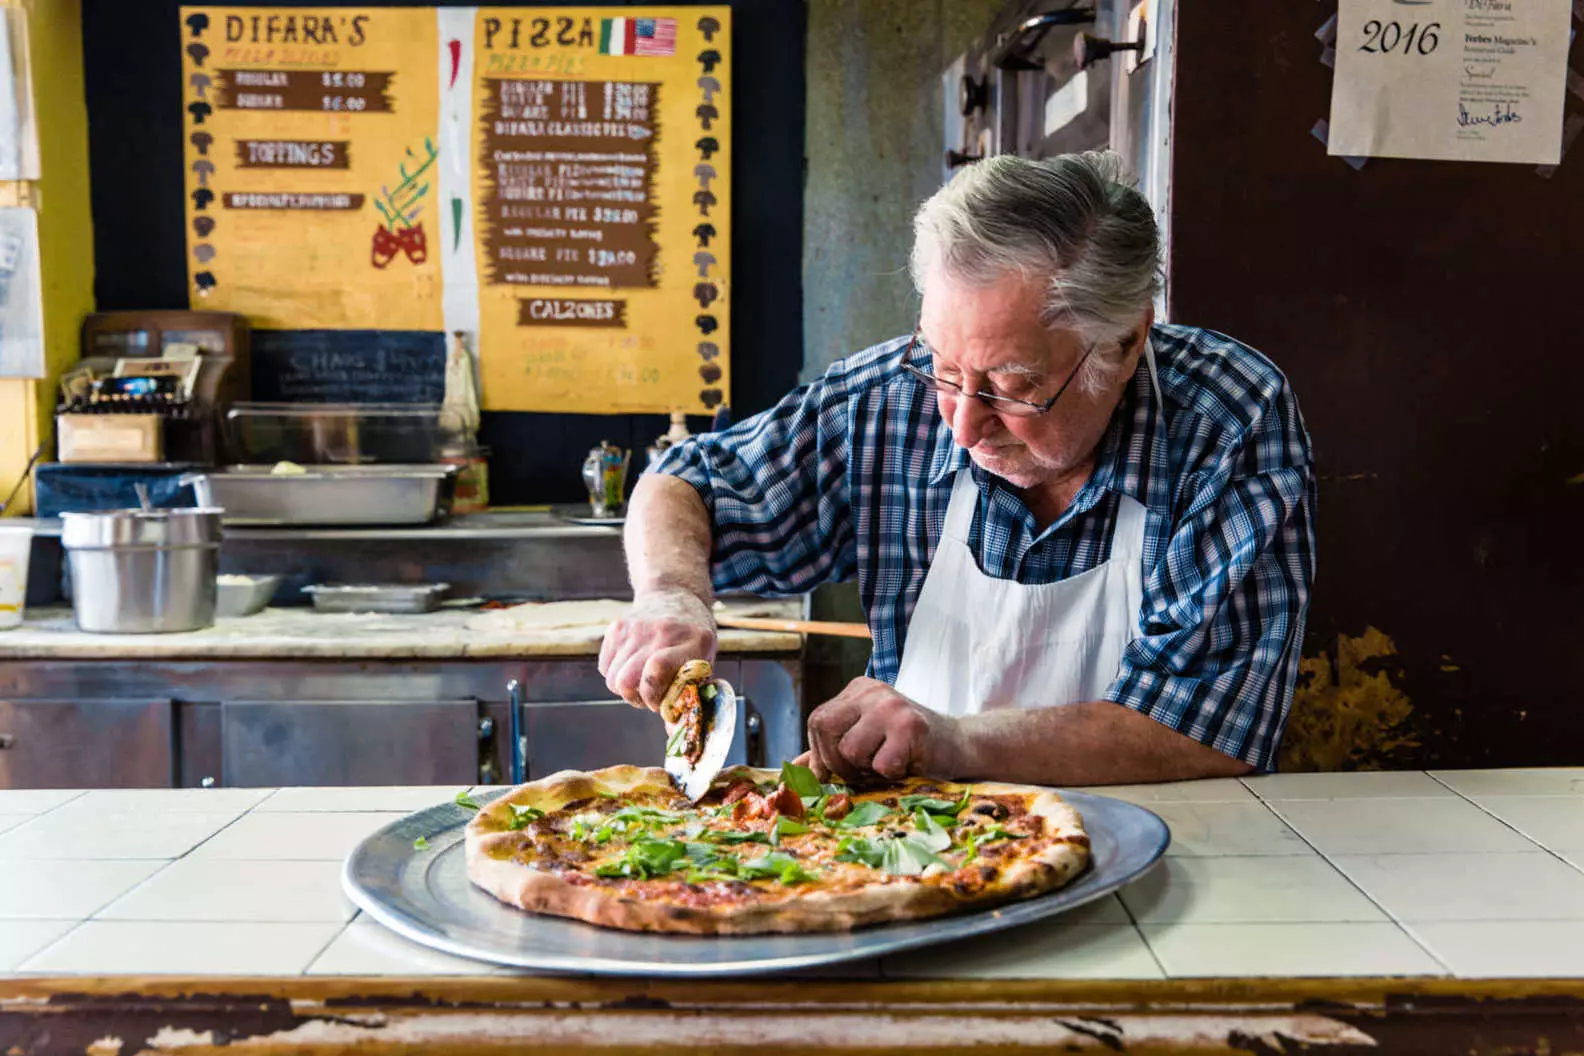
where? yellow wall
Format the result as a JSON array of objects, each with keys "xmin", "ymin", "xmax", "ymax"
[{"xmin": 0, "ymin": 0, "xmax": 93, "ymax": 516}]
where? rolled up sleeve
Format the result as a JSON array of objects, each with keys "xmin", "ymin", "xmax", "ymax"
[
  {"xmin": 1105, "ymin": 445, "xmax": 1317, "ymax": 772},
  {"xmin": 650, "ymin": 374, "xmax": 857, "ymax": 596}
]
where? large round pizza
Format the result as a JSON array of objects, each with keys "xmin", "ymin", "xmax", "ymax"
[{"xmin": 464, "ymin": 761, "xmax": 1090, "ymax": 935}]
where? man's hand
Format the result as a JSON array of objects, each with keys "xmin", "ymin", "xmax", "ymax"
[
  {"xmin": 796, "ymin": 677, "xmax": 968, "ymax": 783},
  {"xmin": 599, "ymin": 589, "xmax": 717, "ymax": 711}
]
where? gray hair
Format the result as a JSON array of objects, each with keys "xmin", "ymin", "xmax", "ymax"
[{"xmin": 909, "ymin": 151, "xmax": 1161, "ymax": 391}]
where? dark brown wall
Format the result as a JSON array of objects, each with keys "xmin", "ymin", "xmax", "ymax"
[{"xmin": 1169, "ymin": 4, "xmax": 1584, "ymax": 769}]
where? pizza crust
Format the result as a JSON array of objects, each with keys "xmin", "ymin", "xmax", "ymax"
[{"xmin": 465, "ymin": 766, "xmax": 1089, "ymax": 935}]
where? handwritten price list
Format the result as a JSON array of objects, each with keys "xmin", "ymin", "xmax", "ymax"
[
  {"xmin": 214, "ymin": 69, "xmax": 395, "ymax": 113},
  {"xmin": 478, "ymin": 78, "xmax": 661, "ymax": 289}
]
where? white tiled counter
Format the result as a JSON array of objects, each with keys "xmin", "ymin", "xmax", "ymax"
[{"xmin": 5, "ymin": 770, "xmax": 1584, "ymax": 1052}]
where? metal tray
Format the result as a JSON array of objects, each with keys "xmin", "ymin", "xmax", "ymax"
[
  {"xmin": 343, "ymin": 789, "xmax": 1169, "ymax": 977},
  {"xmin": 304, "ymin": 582, "xmax": 450, "ymax": 614},
  {"xmin": 182, "ymin": 465, "xmax": 457, "ymax": 526}
]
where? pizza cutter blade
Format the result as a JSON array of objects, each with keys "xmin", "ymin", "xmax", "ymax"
[{"xmin": 664, "ymin": 676, "xmax": 738, "ymax": 802}]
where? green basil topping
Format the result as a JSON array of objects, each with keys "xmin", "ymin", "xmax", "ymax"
[
  {"xmin": 700, "ymin": 829, "xmax": 771, "ymax": 845},
  {"xmin": 505, "ymin": 804, "xmax": 545, "ymax": 831},
  {"xmin": 898, "ymin": 787, "xmax": 972, "ymax": 817},
  {"xmin": 737, "ymin": 851, "xmax": 816, "ymax": 885},
  {"xmin": 594, "ymin": 837, "xmax": 689, "ymax": 880},
  {"xmin": 664, "ymin": 723, "xmax": 688, "ymax": 757},
  {"xmin": 700, "ymin": 683, "xmax": 717, "ymax": 701},
  {"xmin": 962, "ymin": 823, "xmax": 1026, "ymax": 863},
  {"xmin": 836, "ymin": 833, "xmax": 953, "ymax": 876},
  {"xmin": 833, "ymin": 800, "xmax": 894, "ymax": 829},
  {"xmin": 780, "ymin": 760, "xmax": 822, "ymax": 799},
  {"xmin": 911, "ymin": 807, "xmax": 952, "ymax": 852},
  {"xmin": 455, "ymin": 791, "xmax": 481, "ymax": 811},
  {"xmin": 770, "ymin": 815, "xmax": 810, "ymax": 847}
]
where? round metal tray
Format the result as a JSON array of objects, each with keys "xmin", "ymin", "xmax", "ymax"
[{"xmin": 343, "ymin": 789, "xmax": 1169, "ymax": 977}]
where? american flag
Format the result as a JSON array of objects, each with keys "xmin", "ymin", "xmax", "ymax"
[
  {"xmin": 599, "ymin": 16, "xmax": 677, "ymax": 57},
  {"xmin": 633, "ymin": 17, "xmax": 677, "ymax": 56}
]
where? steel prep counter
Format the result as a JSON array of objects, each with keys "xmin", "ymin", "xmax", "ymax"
[
  {"xmin": 0, "ymin": 600, "xmax": 803, "ymax": 790},
  {"xmin": 1, "ymin": 512, "xmax": 805, "ymax": 790},
  {"xmin": 3, "ymin": 769, "xmax": 1584, "ymax": 1052}
]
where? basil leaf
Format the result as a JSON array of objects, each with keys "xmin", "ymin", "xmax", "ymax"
[
  {"xmin": 455, "ymin": 791, "xmax": 481, "ymax": 811},
  {"xmin": 912, "ymin": 808, "xmax": 952, "ymax": 852},
  {"xmin": 597, "ymin": 837, "xmax": 689, "ymax": 880},
  {"xmin": 900, "ymin": 787, "xmax": 973, "ymax": 817},
  {"xmin": 739, "ymin": 851, "xmax": 814, "ymax": 885},
  {"xmin": 963, "ymin": 823, "xmax": 1025, "ymax": 862},
  {"xmin": 769, "ymin": 815, "xmax": 810, "ymax": 847},
  {"xmin": 506, "ymin": 804, "xmax": 545, "ymax": 831},
  {"xmin": 665, "ymin": 723, "xmax": 688, "ymax": 757},
  {"xmin": 780, "ymin": 761, "xmax": 822, "ymax": 799},
  {"xmin": 412, "ymin": 836, "xmax": 429, "ymax": 850},
  {"xmin": 702, "ymin": 829, "xmax": 770, "ymax": 845},
  {"xmin": 880, "ymin": 835, "xmax": 954, "ymax": 877},
  {"xmin": 820, "ymin": 782, "xmax": 848, "ymax": 796},
  {"xmin": 835, "ymin": 800, "xmax": 894, "ymax": 829},
  {"xmin": 685, "ymin": 869, "xmax": 740, "ymax": 884},
  {"xmin": 835, "ymin": 835, "xmax": 887, "ymax": 869},
  {"xmin": 700, "ymin": 683, "xmax": 717, "ymax": 701}
]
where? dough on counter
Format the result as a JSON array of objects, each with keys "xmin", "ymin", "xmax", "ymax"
[{"xmin": 465, "ymin": 599, "xmax": 630, "ymax": 631}]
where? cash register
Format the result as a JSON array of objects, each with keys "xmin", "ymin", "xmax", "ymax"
[{"xmin": 34, "ymin": 310, "xmax": 250, "ymax": 516}]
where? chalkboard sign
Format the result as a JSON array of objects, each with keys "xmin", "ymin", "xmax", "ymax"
[{"xmin": 250, "ymin": 329, "xmax": 445, "ymax": 404}]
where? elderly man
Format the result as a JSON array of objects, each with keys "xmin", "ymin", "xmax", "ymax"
[{"xmin": 600, "ymin": 151, "xmax": 1315, "ymax": 786}]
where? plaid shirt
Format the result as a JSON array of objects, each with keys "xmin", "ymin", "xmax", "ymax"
[{"xmin": 653, "ymin": 323, "xmax": 1317, "ymax": 770}]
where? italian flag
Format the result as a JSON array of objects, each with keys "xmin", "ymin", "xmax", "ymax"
[{"xmin": 599, "ymin": 18, "xmax": 637, "ymax": 56}]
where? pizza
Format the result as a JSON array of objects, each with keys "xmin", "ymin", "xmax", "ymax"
[
  {"xmin": 660, "ymin": 659, "xmax": 711, "ymax": 768},
  {"xmin": 463, "ymin": 762, "xmax": 1090, "ymax": 934}
]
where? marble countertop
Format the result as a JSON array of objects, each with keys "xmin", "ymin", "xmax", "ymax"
[
  {"xmin": 3, "ymin": 767, "xmax": 1584, "ymax": 980},
  {"xmin": 0, "ymin": 599, "xmax": 803, "ymax": 660}
]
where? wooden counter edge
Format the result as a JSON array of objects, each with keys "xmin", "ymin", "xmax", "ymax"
[{"xmin": 5, "ymin": 975, "xmax": 1584, "ymax": 1054}]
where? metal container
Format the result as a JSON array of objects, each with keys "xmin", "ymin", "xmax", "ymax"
[
  {"xmin": 224, "ymin": 402, "xmax": 454, "ymax": 465},
  {"xmin": 61, "ymin": 507, "xmax": 223, "ymax": 633},
  {"xmin": 302, "ymin": 582, "xmax": 449, "ymax": 614},
  {"xmin": 215, "ymin": 573, "xmax": 282, "ymax": 618},
  {"xmin": 182, "ymin": 464, "xmax": 457, "ymax": 526}
]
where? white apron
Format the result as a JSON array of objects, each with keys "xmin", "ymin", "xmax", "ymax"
[{"xmin": 893, "ymin": 347, "xmax": 1160, "ymax": 716}]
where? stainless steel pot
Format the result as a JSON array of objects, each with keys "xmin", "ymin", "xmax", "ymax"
[{"xmin": 61, "ymin": 508, "xmax": 223, "ymax": 633}]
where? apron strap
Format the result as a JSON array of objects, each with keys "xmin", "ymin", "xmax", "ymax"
[
  {"xmin": 1144, "ymin": 337, "xmax": 1164, "ymax": 418},
  {"xmin": 942, "ymin": 467, "xmax": 977, "ymax": 542}
]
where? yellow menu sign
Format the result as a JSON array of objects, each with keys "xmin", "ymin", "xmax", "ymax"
[
  {"xmin": 180, "ymin": 7, "xmax": 443, "ymax": 330},
  {"xmin": 467, "ymin": 8, "xmax": 730, "ymax": 414},
  {"xmin": 180, "ymin": 6, "xmax": 731, "ymax": 416}
]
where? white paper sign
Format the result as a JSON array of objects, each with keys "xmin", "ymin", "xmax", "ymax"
[
  {"xmin": 0, "ymin": 207, "xmax": 43, "ymax": 379},
  {"xmin": 1329, "ymin": 0, "xmax": 1572, "ymax": 164}
]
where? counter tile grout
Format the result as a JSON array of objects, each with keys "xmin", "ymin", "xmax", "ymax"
[
  {"xmin": 1427, "ymin": 784, "xmax": 1584, "ymax": 881},
  {"xmin": 1225, "ymin": 799, "xmax": 1458, "ymax": 975}
]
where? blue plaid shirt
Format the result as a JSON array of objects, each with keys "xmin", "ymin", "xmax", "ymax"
[{"xmin": 653, "ymin": 323, "xmax": 1317, "ymax": 770}]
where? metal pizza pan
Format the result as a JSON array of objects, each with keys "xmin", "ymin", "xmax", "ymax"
[{"xmin": 343, "ymin": 788, "xmax": 1169, "ymax": 977}]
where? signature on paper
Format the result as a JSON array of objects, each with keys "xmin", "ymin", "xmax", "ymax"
[{"xmin": 1457, "ymin": 101, "xmax": 1522, "ymax": 128}]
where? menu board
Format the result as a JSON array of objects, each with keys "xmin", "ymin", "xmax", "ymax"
[
  {"xmin": 180, "ymin": 8, "xmax": 443, "ymax": 331},
  {"xmin": 179, "ymin": 6, "xmax": 730, "ymax": 416}
]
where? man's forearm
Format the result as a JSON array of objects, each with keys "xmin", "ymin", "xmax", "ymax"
[
  {"xmin": 953, "ymin": 700, "xmax": 1253, "ymax": 786},
  {"xmin": 625, "ymin": 474, "xmax": 715, "ymax": 603}
]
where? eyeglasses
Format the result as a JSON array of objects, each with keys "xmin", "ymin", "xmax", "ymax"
[{"xmin": 900, "ymin": 332, "xmax": 1098, "ymax": 418}]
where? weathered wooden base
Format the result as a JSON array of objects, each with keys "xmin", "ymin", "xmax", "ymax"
[{"xmin": 5, "ymin": 977, "xmax": 1584, "ymax": 1054}]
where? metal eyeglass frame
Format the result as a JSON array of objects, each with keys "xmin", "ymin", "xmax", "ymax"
[{"xmin": 899, "ymin": 331, "xmax": 1098, "ymax": 418}]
